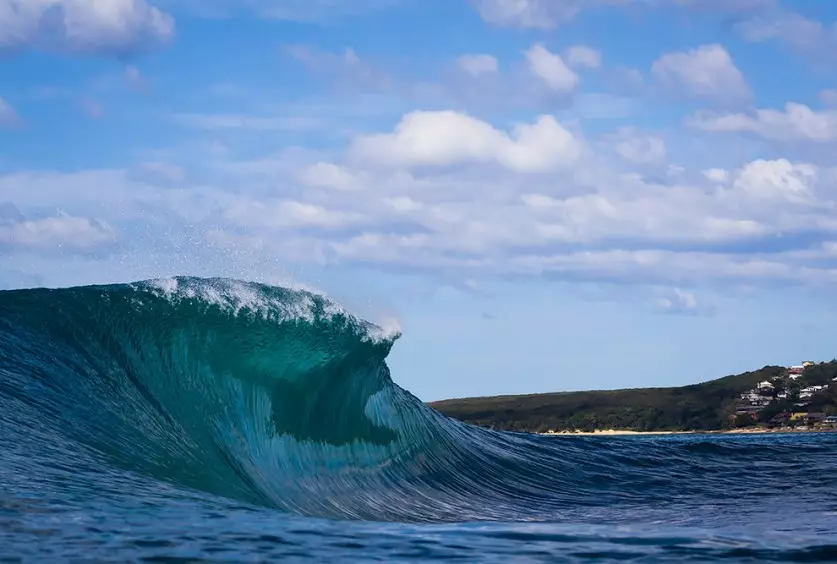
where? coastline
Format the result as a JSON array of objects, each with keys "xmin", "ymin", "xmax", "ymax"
[{"xmin": 541, "ymin": 427, "xmax": 836, "ymax": 436}]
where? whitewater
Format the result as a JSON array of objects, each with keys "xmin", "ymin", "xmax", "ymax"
[{"xmin": 1, "ymin": 277, "xmax": 836, "ymax": 562}]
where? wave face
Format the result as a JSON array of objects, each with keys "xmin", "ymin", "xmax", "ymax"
[{"xmin": 2, "ymin": 277, "xmax": 837, "ymax": 530}]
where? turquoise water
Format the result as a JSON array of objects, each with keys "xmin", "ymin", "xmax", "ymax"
[{"xmin": 1, "ymin": 277, "xmax": 836, "ymax": 562}]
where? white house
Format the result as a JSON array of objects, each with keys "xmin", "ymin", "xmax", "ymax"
[{"xmin": 757, "ymin": 381, "xmax": 774, "ymax": 390}]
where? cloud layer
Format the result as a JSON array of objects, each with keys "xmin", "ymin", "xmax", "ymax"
[{"xmin": 0, "ymin": 0, "xmax": 175, "ymax": 56}]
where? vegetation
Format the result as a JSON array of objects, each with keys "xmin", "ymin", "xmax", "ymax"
[{"xmin": 429, "ymin": 362, "xmax": 837, "ymax": 433}]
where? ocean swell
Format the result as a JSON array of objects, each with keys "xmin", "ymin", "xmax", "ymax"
[{"xmin": 2, "ymin": 277, "xmax": 836, "ymax": 526}]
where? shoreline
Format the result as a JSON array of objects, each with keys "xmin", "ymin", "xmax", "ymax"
[{"xmin": 540, "ymin": 427, "xmax": 836, "ymax": 436}]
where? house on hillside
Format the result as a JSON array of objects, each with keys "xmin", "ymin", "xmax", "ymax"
[
  {"xmin": 767, "ymin": 413, "xmax": 791, "ymax": 428},
  {"xmin": 739, "ymin": 391, "xmax": 770, "ymax": 405},
  {"xmin": 799, "ymin": 385, "xmax": 827, "ymax": 400},
  {"xmin": 757, "ymin": 380, "xmax": 774, "ymax": 390},
  {"xmin": 802, "ymin": 361, "xmax": 816, "ymax": 367},
  {"xmin": 806, "ymin": 413, "xmax": 826, "ymax": 425}
]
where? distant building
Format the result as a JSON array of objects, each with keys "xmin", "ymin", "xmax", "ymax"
[
  {"xmin": 767, "ymin": 413, "xmax": 791, "ymax": 428},
  {"xmin": 757, "ymin": 381, "xmax": 774, "ymax": 390},
  {"xmin": 800, "ymin": 385, "xmax": 826, "ymax": 398},
  {"xmin": 806, "ymin": 413, "xmax": 826, "ymax": 424},
  {"xmin": 802, "ymin": 361, "xmax": 816, "ymax": 367},
  {"xmin": 740, "ymin": 391, "xmax": 763, "ymax": 403}
]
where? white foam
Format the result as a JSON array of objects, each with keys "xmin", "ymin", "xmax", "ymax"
[{"xmin": 139, "ymin": 277, "xmax": 400, "ymax": 344}]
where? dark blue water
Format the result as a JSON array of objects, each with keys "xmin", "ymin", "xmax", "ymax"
[{"xmin": 1, "ymin": 278, "xmax": 836, "ymax": 562}]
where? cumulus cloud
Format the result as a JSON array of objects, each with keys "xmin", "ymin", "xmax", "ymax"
[
  {"xmin": 457, "ymin": 54, "xmax": 499, "ymax": 76},
  {"xmin": 655, "ymin": 287, "xmax": 701, "ymax": 315},
  {"xmin": 703, "ymin": 168, "xmax": 729, "ymax": 183},
  {"xmin": 652, "ymin": 44, "xmax": 750, "ymax": 103},
  {"xmin": 734, "ymin": 8, "xmax": 837, "ymax": 56},
  {"xmin": 605, "ymin": 127, "xmax": 667, "ymax": 165},
  {"xmin": 566, "ymin": 45, "xmax": 602, "ymax": 69},
  {"xmin": 0, "ymin": 0, "xmax": 175, "ymax": 57},
  {"xmin": 6, "ymin": 106, "xmax": 837, "ymax": 294},
  {"xmin": 297, "ymin": 162, "xmax": 367, "ymax": 191},
  {"xmin": 731, "ymin": 159, "xmax": 817, "ymax": 204},
  {"xmin": 0, "ymin": 213, "xmax": 116, "ymax": 251},
  {"xmin": 525, "ymin": 43, "xmax": 579, "ymax": 94},
  {"xmin": 349, "ymin": 110, "xmax": 582, "ymax": 173},
  {"xmin": 223, "ymin": 199, "xmax": 361, "ymax": 231},
  {"xmin": 688, "ymin": 103, "xmax": 837, "ymax": 142},
  {"xmin": 471, "ymin": 0, "xmax": 582, "ymax": 29}
]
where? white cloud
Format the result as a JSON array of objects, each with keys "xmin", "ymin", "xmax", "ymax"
[
  {"xmin": 566, "ymin": 45, "xmax": 602, "ymax": 69},
  {"xmin": 688, "ymin": 103, "xmax": 837, "ymax": 142},
  {"xmin": 734, "ymin": 8, "xmax": 837, "ymax": 55},
  {"xmin": 223, "ymin": 199, "xmax": 360, "ymax": 230},
  {"xmin": 457, "ymin": 54, "xmax": 499, "ymax": 76},
  {"xmin": 606, "ymin": 127, "xmax": 666, "ymax": 165},
  {"xmin": 297, "ymin": 162, "xmax": 366, "ymax": 191},
  {"xmin": 0, "ymin": 0, "xmax": 175, "ymax": 56},
  {"xmin": 349, "ymin": 110, "xmax": 582, "ymax": 173},
  {"xmin": 472, "ymin": 0, "xmax": 582, "ymax": 29},
  {"xmin": 655, "ymin": 287, "xmax": 701, "ymax": 315},
  {"xmin": 703, "ymin": 168, "xmax": 729, "ymax": 183},
  {"xmin": 286, "ymin": 45, "xmax": 387, "ymax": 89},
  {"xmin": 7, "ymin": 108, "xmax": 837, "ymax": 294},
  {"xmin": 0, "ymin": 213, "xmax": 116, "ymax": 250},
  {"xmin": 526, "ymin": 43, "xmax": 579, "ymax": 94},
  {"xmin": 129, "ymin": 161, "xmax": 186, "ymax": 184},
  {"xmin": 652, "ymin": 44, "xmax": 750, "ymax": 103},
  {"xmin": 732, "ymin": 159, "xmax": 817, "ymax": 204},
  {"xmin": 0, "ymin": 97, "xmax": 20, "ymax": 127}
]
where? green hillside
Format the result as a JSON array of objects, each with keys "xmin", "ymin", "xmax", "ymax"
[{"xmin": 429, "ymin": 363, "xmax": 837, "ymax": 433}]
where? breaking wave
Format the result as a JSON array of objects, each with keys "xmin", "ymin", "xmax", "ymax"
[{"xmin": 1, "ymin": 277, "xmax": 836, "ymax": 525}]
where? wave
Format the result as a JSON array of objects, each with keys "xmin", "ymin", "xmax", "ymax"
[{"xmin": 1, "ymin": 277, "xmax": 835, "ymax": 524}]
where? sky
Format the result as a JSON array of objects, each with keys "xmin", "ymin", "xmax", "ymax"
[{"xmin": 2, "ymin": 0, "xmax": 837, "ymax": 401}]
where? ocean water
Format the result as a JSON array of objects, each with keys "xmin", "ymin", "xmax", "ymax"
[{"xmin": 1, "ymin": 277, "xmax": 836, "ymax": 563}]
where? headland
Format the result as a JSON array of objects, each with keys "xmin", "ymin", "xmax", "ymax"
[{"xmin": 429, "ymin": 360, "xmax": 837, "ymax": 435}]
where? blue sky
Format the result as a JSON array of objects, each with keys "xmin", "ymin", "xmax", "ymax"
[{"xmin": 3, "ymin": 0, "xmax": 837, "ymax": 401}]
